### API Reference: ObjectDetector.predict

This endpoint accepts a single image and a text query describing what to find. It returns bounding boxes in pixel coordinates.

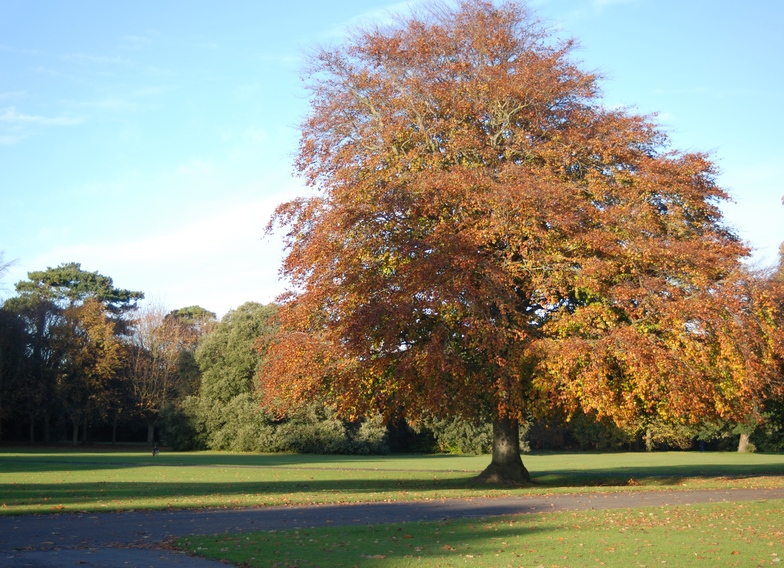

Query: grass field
[1,448,783,516]
[175,499,784,567]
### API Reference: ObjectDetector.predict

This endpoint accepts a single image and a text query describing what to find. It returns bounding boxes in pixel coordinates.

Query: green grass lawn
[1,448,783,516]
[175,499,784,567]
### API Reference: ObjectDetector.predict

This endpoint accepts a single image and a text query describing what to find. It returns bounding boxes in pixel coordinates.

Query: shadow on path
[2,487,783,567]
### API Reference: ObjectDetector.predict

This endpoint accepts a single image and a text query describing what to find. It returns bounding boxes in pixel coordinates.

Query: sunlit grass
[175,499,784,567]
[1,449,783,516]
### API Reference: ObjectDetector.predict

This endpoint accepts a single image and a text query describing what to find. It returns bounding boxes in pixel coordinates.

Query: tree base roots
[475,462,532,486]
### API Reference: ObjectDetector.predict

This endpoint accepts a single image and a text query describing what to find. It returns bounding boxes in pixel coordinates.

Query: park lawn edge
[173,498,784,568]
[2,450,783,516]
[2,474,784,517]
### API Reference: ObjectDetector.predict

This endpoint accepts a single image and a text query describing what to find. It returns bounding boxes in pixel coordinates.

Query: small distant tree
[165,306,217,398]
[52,298,123,445]
[125,304,212,444]
[263,0,782,483]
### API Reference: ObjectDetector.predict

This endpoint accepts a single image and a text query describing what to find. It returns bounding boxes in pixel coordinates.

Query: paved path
[2,488,783,567]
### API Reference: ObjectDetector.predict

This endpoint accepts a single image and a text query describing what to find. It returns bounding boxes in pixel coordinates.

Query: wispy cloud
[173,158,215,177]
[0,106,83,145]
[652,86,761,99]
[33,66,75,79]
[251,52,301,70]
[0,106,82,126]
[61,86,168,114]
[28,195,289,315]
[79,97,146,112]
[119,33,157,51]
[549,0,641,27]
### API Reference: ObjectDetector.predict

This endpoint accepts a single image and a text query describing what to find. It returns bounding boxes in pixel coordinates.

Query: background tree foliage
[2,263,144,443]
[263,0,783,482]
[125,303,216,444]
[0,247,780,453]
[15,262,143,316]
[163,302,389,454]
[183,302,278,450]
[53,298,123,445]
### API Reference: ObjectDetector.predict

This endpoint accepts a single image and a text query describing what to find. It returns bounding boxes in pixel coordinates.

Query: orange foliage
[262,0,782,428]
[54,298,123,418]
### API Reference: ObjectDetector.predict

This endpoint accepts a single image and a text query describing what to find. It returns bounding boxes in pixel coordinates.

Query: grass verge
[174,499,784,567]
[1,449,783,516]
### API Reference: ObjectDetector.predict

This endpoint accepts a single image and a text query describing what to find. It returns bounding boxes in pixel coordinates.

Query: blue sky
[1,0,782,316]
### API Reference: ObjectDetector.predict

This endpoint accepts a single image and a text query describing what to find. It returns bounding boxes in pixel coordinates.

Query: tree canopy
[197,302,278,404]
[15,262,144,315]
[3,262,144,444]
[263,0,782,482]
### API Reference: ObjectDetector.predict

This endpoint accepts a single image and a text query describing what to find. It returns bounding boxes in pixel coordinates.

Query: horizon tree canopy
[15,262,144,315]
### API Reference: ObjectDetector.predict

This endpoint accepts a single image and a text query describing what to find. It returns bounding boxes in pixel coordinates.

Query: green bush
[751,401,784,452]
[352,414,390,454]
[273,405,389,454]
[273,416,350,453]
[171,392,390,455]
[569,411,632,451]
[160,399,207,451]
[418,416,530,455]
[205,393,278,452]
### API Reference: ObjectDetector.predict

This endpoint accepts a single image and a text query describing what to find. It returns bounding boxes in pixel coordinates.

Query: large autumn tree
[263,0,781,482]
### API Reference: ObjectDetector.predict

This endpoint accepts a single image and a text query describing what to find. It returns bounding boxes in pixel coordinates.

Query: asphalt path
[2,488,783,567]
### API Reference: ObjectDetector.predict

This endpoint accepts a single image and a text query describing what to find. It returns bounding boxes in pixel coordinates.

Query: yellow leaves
[547,302,620,340]
[266,0,779,433]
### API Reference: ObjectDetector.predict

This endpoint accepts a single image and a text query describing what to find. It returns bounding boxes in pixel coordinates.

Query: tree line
[0,261,211,445]
[0,260,397,451]
[1,255,782,456]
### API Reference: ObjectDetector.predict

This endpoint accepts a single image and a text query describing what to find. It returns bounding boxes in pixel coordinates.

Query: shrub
[160,399,206,451]
[273,405,389,454]
[418,416,530,455]
[569,412,633,451]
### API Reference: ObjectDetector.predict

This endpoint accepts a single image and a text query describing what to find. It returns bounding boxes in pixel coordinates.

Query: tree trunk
[29,416,35,443]
[72,417,79,446]
[737,433,751,453]
[147,422,155,445]
[476,417,530,485]
[112,415,118,444]
[44,414,50,443]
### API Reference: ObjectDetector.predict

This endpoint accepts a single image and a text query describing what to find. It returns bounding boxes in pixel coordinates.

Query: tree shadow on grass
[188,518,561,568]
[2,460,783,514]
[0,451,480,473]
[4,454,784,478]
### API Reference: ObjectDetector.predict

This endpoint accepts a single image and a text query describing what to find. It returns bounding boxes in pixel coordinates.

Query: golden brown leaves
[262,0,780,428]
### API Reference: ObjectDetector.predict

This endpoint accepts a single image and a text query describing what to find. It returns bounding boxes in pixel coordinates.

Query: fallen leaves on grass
[175,499,784,568]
